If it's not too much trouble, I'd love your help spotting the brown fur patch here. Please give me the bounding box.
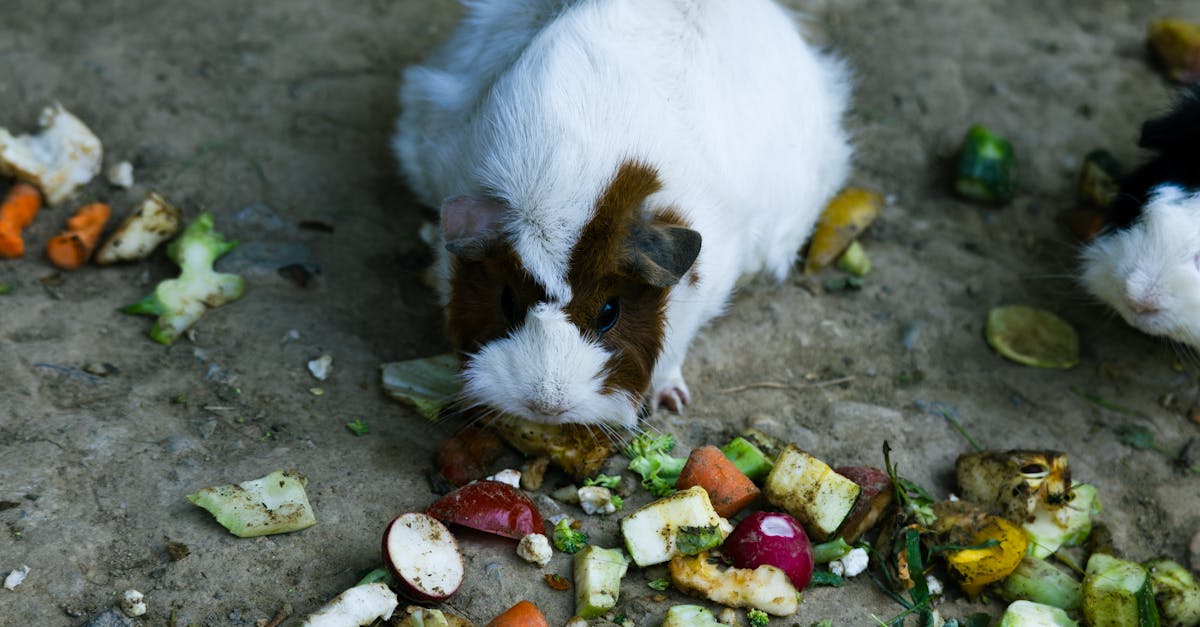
[446,241,547,357]
[563,161,691,400]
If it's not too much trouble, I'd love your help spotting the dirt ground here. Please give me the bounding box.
[2,1,1199,625]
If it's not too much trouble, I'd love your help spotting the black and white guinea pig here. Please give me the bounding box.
[393,0,851,428]
[1081,86,1200,347]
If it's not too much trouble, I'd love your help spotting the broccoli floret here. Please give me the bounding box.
[628,451,686,497]
[747,609,770,627]
[625,433,686,496]
[122,212,245,344]
[624,432,676,459]
[583,474,622,489]
[610,494,624,512]
[552,518,589,554]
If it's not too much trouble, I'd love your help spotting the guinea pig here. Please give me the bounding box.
[1081,86,1200,348]
[394,0,852,428]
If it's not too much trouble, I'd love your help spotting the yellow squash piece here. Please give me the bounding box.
[805,187,882,274]
[945,516,1029,598]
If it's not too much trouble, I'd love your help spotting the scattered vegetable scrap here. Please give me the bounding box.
[675,445,760,518]
[0,182,40,258]
[1148,18,1200,83]
[426,480,545,540]
[93,192,183,264]
[45,202,110,270]
[985,305,1080,369]
[299,582,398,627]
[379,354,462,420]
[763,444,861,541]
[122,212,246,344]
[955,124,1018,204]
[3,564,29,590]
[485,600,549,627]
[573,545,629,618]
[186,469,316,538]
[805,186,882,274]
[382,512,465,603]
[0,103,102,205]
[1065,149,1124,241]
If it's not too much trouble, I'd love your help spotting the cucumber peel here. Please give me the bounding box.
[955,124,1018,204]
[187,470,316,537]
[985,305,1080,369]
[573,546,629,619]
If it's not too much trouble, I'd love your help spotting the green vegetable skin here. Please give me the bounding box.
[721,437,774,482]
[955,124,1017,204]
[998,557,1082,610]
[661,605,723,627]
[1145,558,1200,627]
[997,600,1079,627]
[573,546,629,619]
[123,212,246,345]
[675,525,724,556]
[1083,553,1161,627]
[1024,483,1099,559]
[187,470,316,537]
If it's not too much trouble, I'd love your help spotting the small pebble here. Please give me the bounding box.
[3,564,29,590]
[306,354,333,381]
[106,161,134,188]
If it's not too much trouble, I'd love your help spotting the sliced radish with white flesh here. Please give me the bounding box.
[382,512,465,603]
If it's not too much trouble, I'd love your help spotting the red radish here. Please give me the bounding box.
[426,480,545,539]
[833,465,895,544]
[722,511,815,590]
[382,512,465,602]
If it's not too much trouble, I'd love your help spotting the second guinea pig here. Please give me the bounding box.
[1081,86,1200,348]
[394,0,852,428]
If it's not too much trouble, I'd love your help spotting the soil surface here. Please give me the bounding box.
[2,1,1199,625]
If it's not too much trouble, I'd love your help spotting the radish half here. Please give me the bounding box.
[382,512,465,603]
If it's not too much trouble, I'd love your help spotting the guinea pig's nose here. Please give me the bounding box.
[527,397,567,417]
[1128,296,1161,316]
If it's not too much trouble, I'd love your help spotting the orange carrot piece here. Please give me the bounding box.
[46,202,111,270]
[485,600,549,627]
[676,445,761,518]
[0,183,42,258]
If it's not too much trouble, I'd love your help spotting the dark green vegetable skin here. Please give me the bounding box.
[955,125,1018,204]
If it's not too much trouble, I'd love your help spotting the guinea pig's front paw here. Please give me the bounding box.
[650,375,691,414]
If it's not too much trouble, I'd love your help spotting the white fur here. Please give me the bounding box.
[395,0,852,427]
[1081,185,1200,347]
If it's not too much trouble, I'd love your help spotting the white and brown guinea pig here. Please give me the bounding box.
[393,0,851,428]
[1081,86,1200,348]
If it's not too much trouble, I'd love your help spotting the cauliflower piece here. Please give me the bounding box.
[0,103,102,204]
[828,547,869,578]
[121,590,147,617]
[578,486,617,515]
[517,533,553,567]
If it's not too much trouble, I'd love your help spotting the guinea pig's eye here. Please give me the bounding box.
[594,297,620,333]
[501,285,518,324]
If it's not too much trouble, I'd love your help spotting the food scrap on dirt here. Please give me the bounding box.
[379,354,462,420]
[0,103,102,205]
[1148,18,1200,83]
[122,211,246,344]
[804,186,882,274]
[3,564,29,590]
[0,182,40,259]
[573,545,629,618]
[382,512,465,603]
[954,124,1018,204]
[105,160,134,188]
[985,305,1080,369]
[45,202,110,270]
[94,192,183,264]
[299,582,398,627]
[186,469,316,538]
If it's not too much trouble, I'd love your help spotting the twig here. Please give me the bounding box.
[259,602,292,627]
[719,375,855,394]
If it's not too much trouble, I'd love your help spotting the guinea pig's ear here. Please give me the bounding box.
[628,223,702,287]
[441,195,506,260]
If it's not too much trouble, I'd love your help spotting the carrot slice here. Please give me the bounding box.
[676,445,761,518]
[46,202,110,269]
[0,183,42,258]
[485,600,549,627]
